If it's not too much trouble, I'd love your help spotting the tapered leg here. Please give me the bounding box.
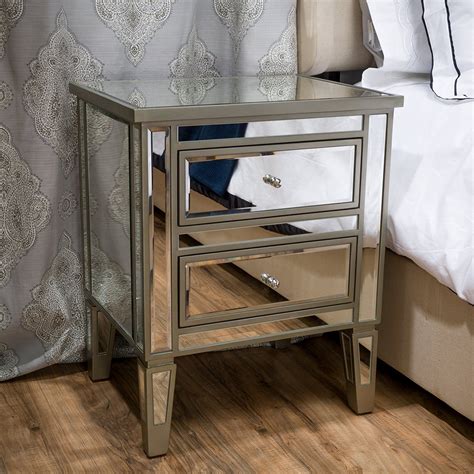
[138,360,177,457]
[88,305,116,381]
[340,328,378,414]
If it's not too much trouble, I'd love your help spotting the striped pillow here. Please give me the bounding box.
[422,0,474,99]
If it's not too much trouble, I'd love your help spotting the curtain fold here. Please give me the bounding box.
[0,0,297,380]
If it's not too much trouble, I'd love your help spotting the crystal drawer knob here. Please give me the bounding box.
[262,174,282,188]
[261,273,280,290]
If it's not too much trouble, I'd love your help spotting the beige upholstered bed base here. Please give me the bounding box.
[381,251,473,420]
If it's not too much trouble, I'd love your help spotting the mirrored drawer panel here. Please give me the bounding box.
[179,215,358,251]
[175,115,363,146]
[179,237,356,327]
[179,140,362,225]
[178,307,354,352]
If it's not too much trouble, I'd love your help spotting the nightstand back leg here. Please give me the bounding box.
[138,360,177,457]
[272,338,291,349]
[340,328,378,414]
[88,305,116,381]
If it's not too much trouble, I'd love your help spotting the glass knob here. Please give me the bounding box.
[261,272,280,290]
[262,174,282,188]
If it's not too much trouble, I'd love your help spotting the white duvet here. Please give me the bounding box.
[362,70,473,305]
[229,71,474,304]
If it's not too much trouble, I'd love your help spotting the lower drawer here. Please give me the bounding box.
[179,237,357,327]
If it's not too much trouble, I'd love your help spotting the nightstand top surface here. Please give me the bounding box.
[70,75,403,123]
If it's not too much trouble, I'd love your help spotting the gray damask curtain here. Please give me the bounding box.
[0,0,297,380]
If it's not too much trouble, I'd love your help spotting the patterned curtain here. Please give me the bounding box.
[0,0,297,380]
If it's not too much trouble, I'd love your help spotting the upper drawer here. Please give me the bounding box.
[179,139,362,225]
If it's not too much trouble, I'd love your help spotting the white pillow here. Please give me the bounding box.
[359,0,384,67]
[422,0,474,99]
[364,0,432,73]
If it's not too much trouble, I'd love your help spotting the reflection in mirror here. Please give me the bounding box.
[179,216,358,249]
[358,336,374,385]
[99,76,389,110]
[151,132,172,353]
[183,144,358,219]
[183,242,353,322]
[78,100,90,291]
[178,308,353,351]
[341,332,354,383]
[132,124,144,349]
[177,116,363,142]
[91,233,131,330]
[152,371,171,425]
[87,105,132,336]
[359,114,387,322]
[86,305,92,360]
[152,213,172,352]
[137,363,146,420]
[97,311,111,354]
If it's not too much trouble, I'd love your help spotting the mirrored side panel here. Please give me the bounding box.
[77,100,90,291]
[151,132,172,353]
[86,104,132,337]
[359,114,387,322]
[132,124,144,349]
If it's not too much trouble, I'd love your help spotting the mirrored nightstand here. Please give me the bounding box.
[70,75,403,457]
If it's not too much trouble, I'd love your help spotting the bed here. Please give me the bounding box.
[154,0,473,420]
[360,71,473,421]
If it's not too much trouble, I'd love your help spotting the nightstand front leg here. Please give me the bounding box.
[340,328,378,414]
[88,306,116,381]
[138,360,177,457]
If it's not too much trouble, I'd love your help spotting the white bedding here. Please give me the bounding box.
[228,72,474,304]
[362,70,473,305]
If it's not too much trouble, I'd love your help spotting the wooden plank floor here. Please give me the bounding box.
[0,335,472,473]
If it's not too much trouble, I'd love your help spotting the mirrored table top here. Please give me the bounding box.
[70,75,403,122]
